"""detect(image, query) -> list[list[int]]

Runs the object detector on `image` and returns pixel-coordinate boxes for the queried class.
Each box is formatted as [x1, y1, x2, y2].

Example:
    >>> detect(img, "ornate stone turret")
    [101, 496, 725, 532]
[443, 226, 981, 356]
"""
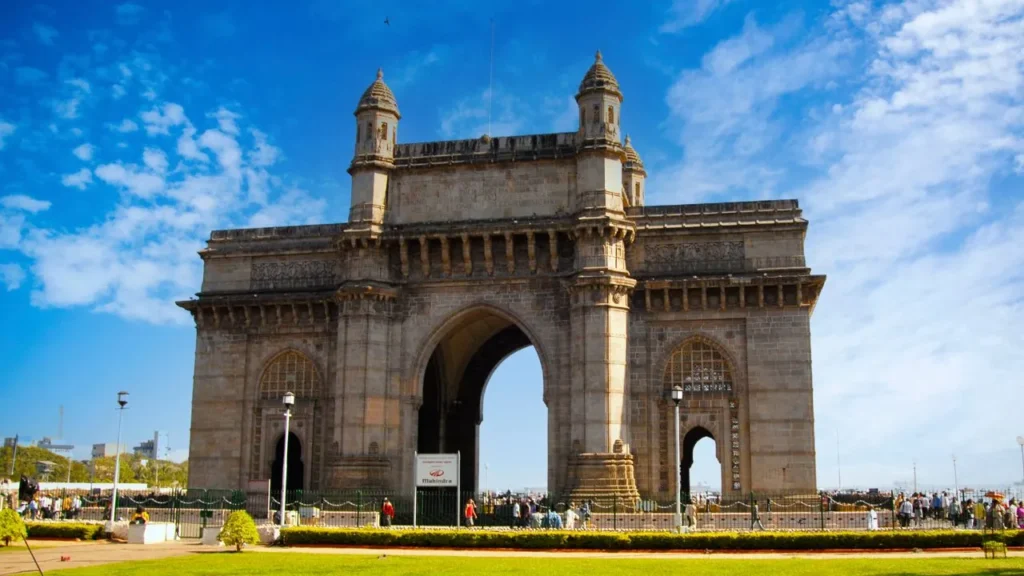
[348, 69, 400, 234]
[576, 51, 622, 144]
[568, 51, 639, 503]
[622, 136, 645, 207]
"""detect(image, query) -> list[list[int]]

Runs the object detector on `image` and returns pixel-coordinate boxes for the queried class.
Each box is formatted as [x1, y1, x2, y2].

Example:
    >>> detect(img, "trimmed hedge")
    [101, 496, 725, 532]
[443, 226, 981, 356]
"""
[26, 522, 106, 540]
[280, 527, 1024, 551]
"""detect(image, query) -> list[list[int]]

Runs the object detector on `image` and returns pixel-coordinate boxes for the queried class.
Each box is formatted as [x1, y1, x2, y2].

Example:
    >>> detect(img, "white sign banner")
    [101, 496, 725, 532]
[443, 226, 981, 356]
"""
[415, 453, 459, 487]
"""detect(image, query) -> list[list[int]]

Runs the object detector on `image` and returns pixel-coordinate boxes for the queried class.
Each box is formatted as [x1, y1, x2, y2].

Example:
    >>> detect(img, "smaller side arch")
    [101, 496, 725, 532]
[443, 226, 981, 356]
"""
[257, 348, 323, 400]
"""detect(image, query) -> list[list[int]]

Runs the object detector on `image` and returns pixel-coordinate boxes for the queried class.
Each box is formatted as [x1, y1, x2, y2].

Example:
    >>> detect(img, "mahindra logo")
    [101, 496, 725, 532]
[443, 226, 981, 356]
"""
[429, 469, 444, 477]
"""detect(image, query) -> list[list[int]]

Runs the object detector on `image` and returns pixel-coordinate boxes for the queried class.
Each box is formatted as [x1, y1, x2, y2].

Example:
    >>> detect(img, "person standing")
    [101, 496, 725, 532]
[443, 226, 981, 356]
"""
[750, 501, 766, 531]
[684, 498, 697, 530]
[380, 498, 395, 528]
[511, 500, 521, 529]
[464, 498, 477, 528]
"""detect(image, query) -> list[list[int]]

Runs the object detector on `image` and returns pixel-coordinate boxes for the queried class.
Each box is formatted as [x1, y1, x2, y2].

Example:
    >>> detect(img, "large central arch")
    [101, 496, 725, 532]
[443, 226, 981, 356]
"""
[414, 305, 549, 494]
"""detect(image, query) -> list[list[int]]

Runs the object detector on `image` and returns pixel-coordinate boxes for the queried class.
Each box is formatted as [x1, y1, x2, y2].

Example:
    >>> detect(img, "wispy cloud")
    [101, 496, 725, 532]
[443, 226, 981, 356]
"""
[657, 0, 1024, 485]
[108, 118, 138, 133]
[0, 120, 15, 150]
[1, 195, 52, 213]
[660, 0, 736, 33]
[72, 143, 95, 161]
[116, 3, 144, 26]
[0, 263, 26, 291]
[61, 168, 93, 190]
[32, 22, 59, 46]
[388, 46, 446, 89]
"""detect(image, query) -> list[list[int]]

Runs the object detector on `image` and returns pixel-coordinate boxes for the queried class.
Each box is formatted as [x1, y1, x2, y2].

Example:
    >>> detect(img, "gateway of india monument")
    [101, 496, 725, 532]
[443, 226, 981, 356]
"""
[179, 52, 825, 501]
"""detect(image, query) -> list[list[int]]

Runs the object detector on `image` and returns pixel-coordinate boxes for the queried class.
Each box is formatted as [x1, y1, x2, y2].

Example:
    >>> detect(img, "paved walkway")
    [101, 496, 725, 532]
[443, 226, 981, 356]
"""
[0, 541, 202, 575]
[0, 540, 1019, 574]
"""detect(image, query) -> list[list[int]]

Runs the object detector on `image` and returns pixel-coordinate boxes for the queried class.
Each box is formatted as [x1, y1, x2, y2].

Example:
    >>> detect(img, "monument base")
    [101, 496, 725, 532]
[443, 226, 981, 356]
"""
[568, 452, 640, 503]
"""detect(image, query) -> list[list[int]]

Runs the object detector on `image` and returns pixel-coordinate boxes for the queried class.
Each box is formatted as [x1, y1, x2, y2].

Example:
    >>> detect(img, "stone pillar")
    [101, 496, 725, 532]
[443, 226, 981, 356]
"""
[328, 292, 397, 489]
[567, 229, 638, 502]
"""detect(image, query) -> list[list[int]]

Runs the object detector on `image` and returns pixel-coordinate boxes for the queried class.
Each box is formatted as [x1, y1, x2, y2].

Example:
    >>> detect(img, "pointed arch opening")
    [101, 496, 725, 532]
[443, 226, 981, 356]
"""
[416, 306, 548, 495]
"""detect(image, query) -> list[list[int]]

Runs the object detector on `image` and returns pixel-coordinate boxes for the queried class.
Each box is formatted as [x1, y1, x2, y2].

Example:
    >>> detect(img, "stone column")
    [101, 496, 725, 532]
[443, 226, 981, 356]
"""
[329, 293, 397, 490]
[567, 231, 639, 502]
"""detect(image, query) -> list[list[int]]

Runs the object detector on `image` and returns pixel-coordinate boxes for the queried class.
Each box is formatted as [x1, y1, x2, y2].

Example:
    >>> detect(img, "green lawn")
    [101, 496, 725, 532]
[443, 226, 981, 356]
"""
[52, 552, 1024, 575]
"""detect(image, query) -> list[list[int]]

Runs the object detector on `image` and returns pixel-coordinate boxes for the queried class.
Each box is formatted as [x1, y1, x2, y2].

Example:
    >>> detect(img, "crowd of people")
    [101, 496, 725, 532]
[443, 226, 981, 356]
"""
[460, 496, 594, 529]
[1, 475, 85, 520]
[895, 492, 1024, 529]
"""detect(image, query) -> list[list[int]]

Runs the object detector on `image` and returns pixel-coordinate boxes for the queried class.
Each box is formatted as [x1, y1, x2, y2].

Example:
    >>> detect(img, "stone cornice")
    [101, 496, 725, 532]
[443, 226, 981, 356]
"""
[176, 293, 338, 330]
[639, 273, 826, 315]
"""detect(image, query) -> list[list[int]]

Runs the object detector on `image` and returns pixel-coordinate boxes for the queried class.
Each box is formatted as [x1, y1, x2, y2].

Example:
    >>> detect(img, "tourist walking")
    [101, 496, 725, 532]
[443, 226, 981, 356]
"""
[464, 498, 478, 527]
[380, 498, 394, 527]
[750, 501, 765, 531]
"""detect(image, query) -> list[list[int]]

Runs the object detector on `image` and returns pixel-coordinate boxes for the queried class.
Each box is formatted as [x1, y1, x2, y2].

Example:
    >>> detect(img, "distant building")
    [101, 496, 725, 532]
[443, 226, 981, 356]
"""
[91, 443, 126, 459]
[133, 432, 160, 459]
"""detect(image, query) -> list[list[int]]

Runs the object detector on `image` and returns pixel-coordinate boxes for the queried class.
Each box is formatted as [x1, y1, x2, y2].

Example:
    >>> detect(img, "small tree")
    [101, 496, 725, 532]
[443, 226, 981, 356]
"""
[218, 510, 260, 552]
[0, 509, 27, 547]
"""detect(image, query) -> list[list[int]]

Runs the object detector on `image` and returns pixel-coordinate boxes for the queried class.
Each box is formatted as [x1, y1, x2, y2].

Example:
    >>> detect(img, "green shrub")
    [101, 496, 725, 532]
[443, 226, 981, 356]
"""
[0, 510, 27, 546]
[25, 522, 105, 540]
[279, 527, 1024, 551]
[218, 511, 261, 552]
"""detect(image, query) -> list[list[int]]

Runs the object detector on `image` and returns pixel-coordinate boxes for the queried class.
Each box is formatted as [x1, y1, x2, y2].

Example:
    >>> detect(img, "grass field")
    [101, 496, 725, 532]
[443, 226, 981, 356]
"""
[52, 552, 1024, 575]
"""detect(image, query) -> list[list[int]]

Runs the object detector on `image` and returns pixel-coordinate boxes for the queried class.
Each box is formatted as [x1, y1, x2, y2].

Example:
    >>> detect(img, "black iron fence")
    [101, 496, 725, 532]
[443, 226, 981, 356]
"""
[7, 486, 1023, 537]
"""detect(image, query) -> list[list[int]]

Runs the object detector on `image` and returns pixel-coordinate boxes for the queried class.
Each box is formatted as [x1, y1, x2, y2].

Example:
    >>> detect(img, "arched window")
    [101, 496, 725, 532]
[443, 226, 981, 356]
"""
[259, 350, 321, 400]
[607, 105, 615, 125]
[392, 126, 396, 144]
[357, 124, 361, 143]
[592, 104, 599, 124]
[634, 182, 641, 202]
[664, 338, 733, 395]
[365, 122, 372, 142]
[580, 108, 586, 126]
[380, 122, 388, 141]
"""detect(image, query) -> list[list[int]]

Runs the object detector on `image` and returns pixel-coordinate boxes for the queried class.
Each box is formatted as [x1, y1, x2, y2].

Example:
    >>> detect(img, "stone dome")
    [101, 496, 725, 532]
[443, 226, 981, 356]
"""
[623, 136, 644, 170]
[355, 69, 401, 118]
[577, 51, 622, 99]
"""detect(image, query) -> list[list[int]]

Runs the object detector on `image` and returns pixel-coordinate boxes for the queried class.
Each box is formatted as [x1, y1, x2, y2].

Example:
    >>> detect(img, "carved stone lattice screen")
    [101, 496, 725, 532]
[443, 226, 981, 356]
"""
[259, 351, 321, 399]
[665, 339, 733, 396]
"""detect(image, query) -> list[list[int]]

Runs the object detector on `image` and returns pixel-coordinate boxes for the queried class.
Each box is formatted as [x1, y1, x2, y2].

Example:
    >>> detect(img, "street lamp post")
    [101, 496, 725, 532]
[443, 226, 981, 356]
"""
[952, 454, 959, 501]
[110, 391, 129, 525]
[278, 392, 295, 527]
[1017, 437, 1024, 484]
[670, 385, 684, 531]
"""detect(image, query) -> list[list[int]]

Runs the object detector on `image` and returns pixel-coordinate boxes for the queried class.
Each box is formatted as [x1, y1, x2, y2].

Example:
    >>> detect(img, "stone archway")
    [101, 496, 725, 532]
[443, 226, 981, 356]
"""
[416, 306, 543, 495]
[270, 432, 304, 494]
[681, 426, 715, 498]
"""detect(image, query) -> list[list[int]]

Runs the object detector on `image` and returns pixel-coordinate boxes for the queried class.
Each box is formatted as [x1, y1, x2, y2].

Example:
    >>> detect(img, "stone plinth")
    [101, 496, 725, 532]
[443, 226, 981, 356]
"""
[568, 452, 640, 502]
[327, 456, 393, 489]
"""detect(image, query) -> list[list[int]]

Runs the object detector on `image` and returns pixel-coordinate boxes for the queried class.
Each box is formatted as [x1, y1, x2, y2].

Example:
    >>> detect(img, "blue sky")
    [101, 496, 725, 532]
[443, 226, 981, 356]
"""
[2, 0, 1023, 493]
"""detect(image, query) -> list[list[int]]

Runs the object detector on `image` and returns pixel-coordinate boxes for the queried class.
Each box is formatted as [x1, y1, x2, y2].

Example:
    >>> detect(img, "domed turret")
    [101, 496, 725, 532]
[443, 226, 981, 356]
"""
[355, 69, 401, 118]
[622, 135, 646, 207]
[349, 68, 400, 228]
[576, 51, 622, 143]
[577, 51, 622, 100]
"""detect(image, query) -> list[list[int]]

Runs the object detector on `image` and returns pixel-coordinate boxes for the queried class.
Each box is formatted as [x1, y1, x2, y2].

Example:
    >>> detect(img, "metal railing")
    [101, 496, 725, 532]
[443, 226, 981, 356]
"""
[8, 486, 1023, 537]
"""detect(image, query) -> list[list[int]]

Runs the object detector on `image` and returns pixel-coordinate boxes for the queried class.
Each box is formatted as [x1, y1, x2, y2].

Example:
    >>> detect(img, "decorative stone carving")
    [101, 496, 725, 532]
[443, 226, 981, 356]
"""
[251, 260, 338, 291]
[645, 241, 744, 274]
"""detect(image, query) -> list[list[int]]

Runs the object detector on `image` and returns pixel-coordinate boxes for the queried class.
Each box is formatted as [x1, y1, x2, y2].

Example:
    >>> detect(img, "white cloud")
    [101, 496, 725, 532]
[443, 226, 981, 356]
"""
[177, 126, 209, 162]
[140, 103, 187, 136]
[110, 118, 138, 133]
[198, 128, 242, 177]
[0, 263, 25, 290]
[209, 107, 240, 135]
[54, 98, 80, 119]
[661, 0, 736, 33]
[62, 168, 93, 190]
[659, 0, 1024, 486]
[1, 195, 51, 213]
[94, 162, 165, 198]
[249, 129, 279, 167]
[66, 78, 91, 93]
[112, 84, 127, 99]
[33, 23, 59, 46]
[0, 120, 15, 150]
[72, 143, 94, 161]
[143, 148, 168, 173]
[440, 88, 533, 139]
[116, 3, 144, 26]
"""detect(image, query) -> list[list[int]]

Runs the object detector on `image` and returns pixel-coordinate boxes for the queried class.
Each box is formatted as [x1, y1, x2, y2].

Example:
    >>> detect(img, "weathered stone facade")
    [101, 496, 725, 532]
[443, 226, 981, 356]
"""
[179, 52, 824, 501]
